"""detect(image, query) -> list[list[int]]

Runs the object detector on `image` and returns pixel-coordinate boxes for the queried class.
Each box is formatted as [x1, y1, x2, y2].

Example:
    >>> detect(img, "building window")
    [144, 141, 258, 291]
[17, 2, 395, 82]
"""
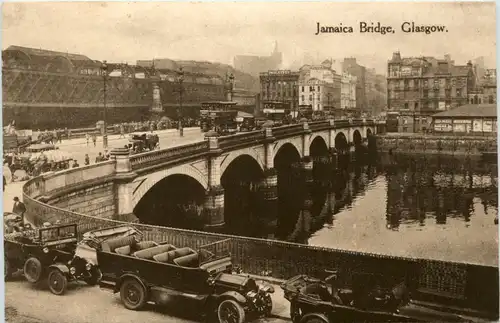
[456, 89, 462, 97]
[489, 95, 494, 104]
[301, 95, 305, 102]
[404, 102, 409, 109]
[317, 86, 320, 91]
[309, 95, 312, 101]
[414, 102, 418, 110]
[302, 86, 304, 92]
[310, 86, 314, 91]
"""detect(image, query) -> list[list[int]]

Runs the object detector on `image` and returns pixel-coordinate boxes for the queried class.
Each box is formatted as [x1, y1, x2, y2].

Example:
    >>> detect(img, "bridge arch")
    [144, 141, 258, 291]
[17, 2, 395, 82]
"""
[220, 148, 265, 177]
[221, 154, 265, 234]
[133, 171, 207, 230]
[334, 132, 349, 150]
[132, 164, 208, 211]
[352, 129, 362, 146]
[309, 133, 329, 151]
[273, 137, 303, 161]
[309, 136, 329, 157]
[366, 128, 373, 137]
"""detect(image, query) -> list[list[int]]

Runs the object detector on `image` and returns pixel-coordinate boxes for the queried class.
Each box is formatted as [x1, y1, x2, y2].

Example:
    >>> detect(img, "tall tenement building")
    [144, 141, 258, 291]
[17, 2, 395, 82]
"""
[298, 60, 341, 112]
[387, 52, 476, 132]
[259, 70, 300, 113]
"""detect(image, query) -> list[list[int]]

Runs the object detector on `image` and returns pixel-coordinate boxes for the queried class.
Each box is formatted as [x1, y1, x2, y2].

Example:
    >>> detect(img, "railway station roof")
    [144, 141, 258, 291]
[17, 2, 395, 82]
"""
[432, 104, 497, 118]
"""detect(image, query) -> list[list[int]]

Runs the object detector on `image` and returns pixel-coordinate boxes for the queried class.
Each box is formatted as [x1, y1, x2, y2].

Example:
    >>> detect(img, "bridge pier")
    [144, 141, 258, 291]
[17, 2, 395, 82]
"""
[300, 156, 314, 211]
[203, 185, 225, 230]
[112, 148, 139, 220]
[259, 168, 278, 220]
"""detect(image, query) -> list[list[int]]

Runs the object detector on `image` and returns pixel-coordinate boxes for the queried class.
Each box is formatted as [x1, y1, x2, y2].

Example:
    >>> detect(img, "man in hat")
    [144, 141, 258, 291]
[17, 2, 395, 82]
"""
[12, 197, 26, 222]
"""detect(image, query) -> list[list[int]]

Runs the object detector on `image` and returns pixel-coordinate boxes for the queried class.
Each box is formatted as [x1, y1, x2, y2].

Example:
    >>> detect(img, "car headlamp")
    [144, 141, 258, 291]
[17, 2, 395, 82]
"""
[70, 267, 76, 275]
[43, 247, 49, 253]
[85, 263, 92, 271]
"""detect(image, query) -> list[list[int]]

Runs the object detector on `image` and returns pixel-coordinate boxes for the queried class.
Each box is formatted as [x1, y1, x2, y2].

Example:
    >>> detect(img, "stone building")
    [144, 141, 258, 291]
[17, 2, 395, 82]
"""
[341, 73, 357, 110]
[298, 60, 341, 112]
[387, 52, 476, 133]
[234, 41, 282, 77]
[259, 70, 300, 113]
[468, 69, 496, 105]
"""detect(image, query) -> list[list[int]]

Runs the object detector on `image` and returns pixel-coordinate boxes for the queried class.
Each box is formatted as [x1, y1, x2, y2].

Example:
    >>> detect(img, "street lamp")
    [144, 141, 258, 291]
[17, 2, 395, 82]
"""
[177, 67, 184, 137]
[101, 61, 109, 149]
[228, 73, 234, 101]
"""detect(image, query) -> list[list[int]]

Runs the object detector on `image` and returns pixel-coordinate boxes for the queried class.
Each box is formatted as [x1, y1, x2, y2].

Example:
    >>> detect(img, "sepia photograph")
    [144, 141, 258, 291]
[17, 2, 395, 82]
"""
[1, 2, 498, 323]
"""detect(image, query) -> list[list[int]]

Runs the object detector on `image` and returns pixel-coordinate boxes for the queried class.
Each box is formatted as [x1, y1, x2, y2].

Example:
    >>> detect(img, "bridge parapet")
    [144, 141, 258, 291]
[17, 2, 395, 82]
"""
[130, 141, 210, 171]
[218, 130, 266, 150]
[272, 123, 306, 139]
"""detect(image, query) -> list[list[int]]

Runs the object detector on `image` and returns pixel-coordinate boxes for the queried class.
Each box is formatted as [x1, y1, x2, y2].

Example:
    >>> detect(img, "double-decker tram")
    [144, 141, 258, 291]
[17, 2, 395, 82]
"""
[200, 101, 238, 135]
[262, 101, 291, 126]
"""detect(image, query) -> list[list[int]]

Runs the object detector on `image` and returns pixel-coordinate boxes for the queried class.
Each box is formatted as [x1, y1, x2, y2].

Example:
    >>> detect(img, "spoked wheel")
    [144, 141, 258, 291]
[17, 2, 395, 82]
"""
[120, 278, 147, 310]
[47, 269, 68, 295]
[83, 266, 102, 286]
[262, 294, 273, 316]
[23, 257, 43, 283]
[217, 299, 245, 323]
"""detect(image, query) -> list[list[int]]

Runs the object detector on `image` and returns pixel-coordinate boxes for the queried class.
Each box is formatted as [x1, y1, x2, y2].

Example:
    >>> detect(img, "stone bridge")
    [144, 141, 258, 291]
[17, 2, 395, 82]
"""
[112, 119, 376, 228]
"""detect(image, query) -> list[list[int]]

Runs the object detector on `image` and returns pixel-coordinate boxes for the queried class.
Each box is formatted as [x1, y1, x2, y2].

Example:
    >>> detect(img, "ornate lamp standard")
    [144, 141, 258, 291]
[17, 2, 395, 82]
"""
[177, 67, 184, 137]
[101, 60, 109, 148]
[228, 73, 234, 101]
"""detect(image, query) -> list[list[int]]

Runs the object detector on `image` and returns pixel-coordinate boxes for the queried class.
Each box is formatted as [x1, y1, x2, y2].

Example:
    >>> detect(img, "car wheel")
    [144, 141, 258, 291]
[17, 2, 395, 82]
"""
[47, 269, 68, 296]
[301, 314, 330, 323]
[23, 257, 43, 283]
[83, 267, 102, 286]
[217, 299, 246, 323]
[262, 294, 273, 316]
[120, 278, 147, 310]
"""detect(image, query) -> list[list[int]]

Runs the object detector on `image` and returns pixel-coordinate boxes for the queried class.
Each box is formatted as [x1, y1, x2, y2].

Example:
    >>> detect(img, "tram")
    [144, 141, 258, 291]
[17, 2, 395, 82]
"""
[200, 101, 238, 135]
[262, 101, 291, 126]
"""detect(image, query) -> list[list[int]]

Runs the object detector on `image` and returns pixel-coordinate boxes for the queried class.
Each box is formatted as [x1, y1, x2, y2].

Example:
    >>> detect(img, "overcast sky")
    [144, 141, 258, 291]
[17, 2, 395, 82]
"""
[2, 2, 496, 74]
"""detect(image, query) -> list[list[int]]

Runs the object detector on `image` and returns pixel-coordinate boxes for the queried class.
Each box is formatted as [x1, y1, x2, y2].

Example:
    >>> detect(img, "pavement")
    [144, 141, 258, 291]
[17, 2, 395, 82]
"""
[5, 277, 290, 323]
[7, 128, 205, 182]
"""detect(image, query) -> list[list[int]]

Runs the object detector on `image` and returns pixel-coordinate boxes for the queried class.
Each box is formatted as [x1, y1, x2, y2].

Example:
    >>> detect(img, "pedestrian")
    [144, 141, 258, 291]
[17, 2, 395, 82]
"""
[92, 133, 97, 147]
[72, 160, 79, 168]
[12, 197, 26, 223]
[84, 154, 90, 165]
[86, 133, 90, 146]
[119, 124, 125, 138]
[3, 176, 6, 191]
[95, 152, 103, 163]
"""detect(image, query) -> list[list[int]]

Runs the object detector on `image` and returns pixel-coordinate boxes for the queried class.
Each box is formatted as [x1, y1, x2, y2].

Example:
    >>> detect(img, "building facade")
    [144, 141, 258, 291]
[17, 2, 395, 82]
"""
[342, 58, 367, 112]
[234, 42, 282, 77]
[432, 104, 496, 135]
[468, 69, 497, 105]
[387, 52, 476, 133]
[259, 70, 300, 113]
[298, 60, 341, 112]
[341, 73, 357, 110]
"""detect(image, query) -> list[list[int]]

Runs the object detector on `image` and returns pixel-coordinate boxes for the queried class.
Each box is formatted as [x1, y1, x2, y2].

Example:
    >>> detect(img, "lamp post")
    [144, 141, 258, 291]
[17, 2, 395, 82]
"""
[228, 73, 234, 102]
[101, 60, 108, 148]
[177, 67, 184, 137]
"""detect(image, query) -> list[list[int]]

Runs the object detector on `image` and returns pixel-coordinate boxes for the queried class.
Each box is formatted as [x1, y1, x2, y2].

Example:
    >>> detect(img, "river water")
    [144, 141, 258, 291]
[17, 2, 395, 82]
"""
[224, 153, 499, 267]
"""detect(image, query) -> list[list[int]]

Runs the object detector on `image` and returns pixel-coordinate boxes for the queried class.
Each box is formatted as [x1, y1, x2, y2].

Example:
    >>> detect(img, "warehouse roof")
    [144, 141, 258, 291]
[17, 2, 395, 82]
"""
[432, 104, 497, 118]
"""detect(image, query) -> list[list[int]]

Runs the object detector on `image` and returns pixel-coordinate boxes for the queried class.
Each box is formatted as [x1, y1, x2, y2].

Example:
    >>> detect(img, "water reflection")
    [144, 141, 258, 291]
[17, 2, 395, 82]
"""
[224, 153, 498, 264]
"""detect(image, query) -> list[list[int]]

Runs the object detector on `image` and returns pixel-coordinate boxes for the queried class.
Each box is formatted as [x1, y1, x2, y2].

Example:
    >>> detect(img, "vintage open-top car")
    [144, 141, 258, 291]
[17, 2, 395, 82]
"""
[281, 272, 469, 323]
[4, 224, 78, 288]
[95, 227, 274, 323]
[128, 132, 159, 153]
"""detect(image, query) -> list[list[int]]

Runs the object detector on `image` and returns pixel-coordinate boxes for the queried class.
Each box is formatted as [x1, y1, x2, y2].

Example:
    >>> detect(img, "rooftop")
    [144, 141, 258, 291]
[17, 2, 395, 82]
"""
[432, 104, 497, 118]
[4, 45, 93, 62]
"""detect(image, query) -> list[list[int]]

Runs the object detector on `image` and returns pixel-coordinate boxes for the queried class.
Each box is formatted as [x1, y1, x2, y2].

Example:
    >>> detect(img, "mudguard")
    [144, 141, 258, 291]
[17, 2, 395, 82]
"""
[114, 273, 147, 294]
[217, 291, 247, 305]
[48, 263, 71, 277]
[300, 313, 330, 323]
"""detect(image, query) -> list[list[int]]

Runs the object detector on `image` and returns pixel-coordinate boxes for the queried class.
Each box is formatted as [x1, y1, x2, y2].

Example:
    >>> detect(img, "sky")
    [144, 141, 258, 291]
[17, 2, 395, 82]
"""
[2, 2, 496, 75]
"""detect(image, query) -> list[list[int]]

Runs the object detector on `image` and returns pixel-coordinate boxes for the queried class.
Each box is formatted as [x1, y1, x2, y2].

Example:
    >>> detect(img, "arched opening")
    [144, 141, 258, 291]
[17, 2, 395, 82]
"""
[335, 132, 349, 169]
[353, 130, 362, 147]
[133, 174, 206, 230]
[274, 143, 303, 240]
[366, 128, 373, 137]
[309, 136, 330, 219]
[221, 155, 264, 236]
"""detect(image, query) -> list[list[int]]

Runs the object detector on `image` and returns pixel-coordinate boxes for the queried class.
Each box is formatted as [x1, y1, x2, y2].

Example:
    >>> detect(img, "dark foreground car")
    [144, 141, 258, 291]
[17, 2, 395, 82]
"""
[95, 230, 274, 323]
[281, 274, 470, 323]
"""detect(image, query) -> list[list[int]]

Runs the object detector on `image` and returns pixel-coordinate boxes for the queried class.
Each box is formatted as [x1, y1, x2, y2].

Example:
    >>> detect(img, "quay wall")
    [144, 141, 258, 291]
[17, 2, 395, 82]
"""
[376, 134, 498, 155]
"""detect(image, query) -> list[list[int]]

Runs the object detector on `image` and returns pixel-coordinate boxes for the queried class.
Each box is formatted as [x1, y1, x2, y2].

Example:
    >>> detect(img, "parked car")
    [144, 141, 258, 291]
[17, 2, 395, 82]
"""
[4, 224, 78, 293]
[96, 229, 274, 323]
[281, 272, 469, 323]
[68, 225, 143, 286]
